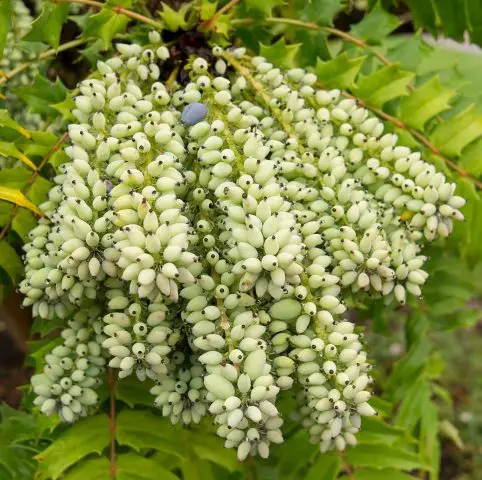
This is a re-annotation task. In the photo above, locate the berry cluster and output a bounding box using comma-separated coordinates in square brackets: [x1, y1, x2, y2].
[21, 32, 464, 460]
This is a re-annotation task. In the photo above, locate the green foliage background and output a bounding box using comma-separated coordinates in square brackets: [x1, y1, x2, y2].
[0, 0, 481, 478]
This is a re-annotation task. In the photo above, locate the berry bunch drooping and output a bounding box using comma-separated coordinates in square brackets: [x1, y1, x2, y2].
[21, 32, 465, 460]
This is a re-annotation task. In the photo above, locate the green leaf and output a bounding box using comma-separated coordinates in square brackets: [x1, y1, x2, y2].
[259, 39, 301, 69]
[15, 76, 68, 118]
[83, 4, 131, 49]
[0, 109, 32, 139]
[160, 3, 189, 31]
[200, 0, 217, 20]
[357, 417, 416, 446]
[305, 451, 341, 480]
[459, 137, 482, 176]
[344, 444, 429, 471]
[353, 469, 416, 480]
[315, 53, 365, 89]
[0, 141, 37, 170]
[0, 186, 42, 215]
[0, 0, 12, 59]
[245, 0, 283, 16]
[420, 391, 440, 478]
[292, 30, 331, 67]
[0, 240, 22, 284]
[115, 375, 153, 407]
[434, 0, 466, 42]
[404, 0, 437, 36]
[399, 76, 457, 130]
[350, 4, 401, 44]
[356, 64, 414, 107]
[116, 410, 187, 459]
[36, 415, 109, 480]
[190, 434, 240, 472]
[62, 457, 110, 480]
[12, 209, 36, 242]
[386, 32, 433, 71]
[396, 377, 429, 432]
[117, 453, 180, 480]
[296, 0, 344, 26]
[439, 419, 464, 449]
[466, 0, 482, 46]
[51, 96, 76, 122]
[23, 3, 69, 49]
[430, 105, 482, 157]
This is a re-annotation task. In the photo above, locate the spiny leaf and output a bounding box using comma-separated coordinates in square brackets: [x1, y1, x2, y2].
[12, 209, 36, 242]
[23, 3, 69, 49]
[51, 96, 76, 122]
[0, 186, 42, 215]
[315, 53, 365, 89]
[199, 0, 217, 20]
[304, 451, 341, 480]
[430, 105, 482, 157]
[160, 3, 190, 31]
[350, 4, 401, 44]
[35, 415, 109, 480]
[399, 76, 457, 130]
[458, 137, 482, 176]
[0, 141, 37, 170]
[62, 457, 109, 480]
[116, 410, 187, 459]
[344, 444, 429, 471]
[0, 109, 31, 139]
[0, 240, 23, 282]
[386, 32, 433, 72]
[259, 39, 301, 69]
[0, 0, 12, 59]
[83, 7, 130, 49]
[356, 64, 414, 107]
[245, 0, 283, 16]
[295, 0, 344, 26]
[117, 453, 180, 480]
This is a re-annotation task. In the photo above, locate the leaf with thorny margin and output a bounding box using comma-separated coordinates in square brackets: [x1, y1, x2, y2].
[116, 410, 188, 459]
[355, 64, 414, 107]
[315, 53, 365, 89]
[0, 186, 42, 215]
[83, 8, 130, 50]
[430, 105, 482, 157]
[0, 141, 37, 170]
[458, 136, 482, 176]
[116, 453, 180, 480]
[259, 39, 300, 69]
[62, 457, 110, 480]
[160, 3, 190, 31]
[295, 0, 344, 26]
[0, 109, 31, 139]
[52, 96, 76, 122]
[23, 3, 69, 49]
[245, 0, 283, 16]
[35, 414, 109, 480]
[350, 4, 401, 44]
[0, 240, 23, 282]
[399, 75, 456, 130]
[0, 0, 12, 59]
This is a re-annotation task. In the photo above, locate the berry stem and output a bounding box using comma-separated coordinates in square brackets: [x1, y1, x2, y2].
[108, 368, 117, 480]
[0, 38, 90, 87]
[51, 0, 164, 30]
[201, 0, 243, 31]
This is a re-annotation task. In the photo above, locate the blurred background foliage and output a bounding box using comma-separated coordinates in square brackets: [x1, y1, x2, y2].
[0, 0, 481, 478]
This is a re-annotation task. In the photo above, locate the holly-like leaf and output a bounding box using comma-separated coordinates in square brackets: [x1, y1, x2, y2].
[459, 137, 482, 176]
[292, 30, 331, 67]
[0, 141, 37, 170]
[356, 64, 414, 107]
[160, 3, 190, 31]
[51, 96, 76, 122]
[116, 410, 187, 459]
[200, 0, 217, 20]
[387, 32, 433, 72]
[259, 39, 300, 69]
[0, 0, 12, 59]
[0, 110, 31, 139]
[350, 4, 401, 44]
[62, 457, 110, 480]
[400, 76, 456, 130]
[305, 451, 341, 480]
[295, 0, 343, 26]
[0, 240, 23, 282]
[0, 186, 42, 215]
[84, 8, 130, 49]
[245, 0, 283, 16]
[23, 3, 69, 49]
[117, 453, 180, 480]
[15, 76, 68, 118]
[36, 415, 109, 480]
[12, 209, 36, 242]
[315, 53, 365, 89]
[430, 105, 482, 157]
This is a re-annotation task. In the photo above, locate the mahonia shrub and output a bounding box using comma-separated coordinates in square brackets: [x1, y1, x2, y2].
[20, 32, 465, 461]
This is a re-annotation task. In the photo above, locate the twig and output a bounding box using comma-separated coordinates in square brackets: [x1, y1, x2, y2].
[0, 132, 68, 242]
[231, 17, 391, 67]
[108, 368, 117, 480]
[0, 38, 90, 87]
[52, 0, 164, 30]
[201, 0, 243, 31]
